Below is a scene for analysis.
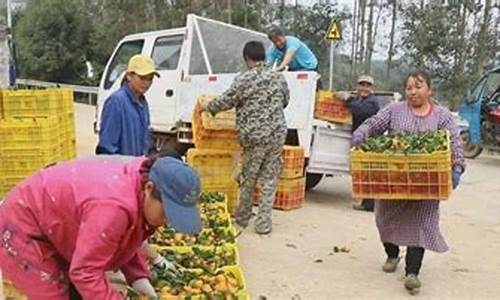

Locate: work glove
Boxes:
[151,255,177,272]
[131,278,157,299]
[452,167,463,189]
[336,91,351,101]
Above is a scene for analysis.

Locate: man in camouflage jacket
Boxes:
[201,41,289,234]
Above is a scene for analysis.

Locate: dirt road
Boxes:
[76,103,500,300]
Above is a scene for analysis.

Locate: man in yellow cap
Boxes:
[96,55,160,156]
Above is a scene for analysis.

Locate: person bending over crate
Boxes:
[0,155,201,299]
[338,75,380,212]
[351,70,465,294]
[200,41,290,235]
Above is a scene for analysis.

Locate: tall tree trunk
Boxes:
[386,0,397,80]
[243,0,248,27]
[357,0,367,76]
[474,0,492,76]
[455,2,468,75]
[364,0,376,74]
[350,0,359,84]
[280,0,285,27]
[227,0,232,24]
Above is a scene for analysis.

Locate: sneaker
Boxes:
[382,257,401,273]
[404,274,421,294]
[254,218,272,235]
[352,203,373,212]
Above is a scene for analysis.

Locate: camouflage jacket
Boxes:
[207,63,290,147]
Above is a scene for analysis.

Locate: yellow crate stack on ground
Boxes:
[187,148,240,215]
[147,192,250,300]
[0,89,77,197]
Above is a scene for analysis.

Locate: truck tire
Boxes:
[306,172,323,190]
[151,131,192,156]
[461,130,483,159]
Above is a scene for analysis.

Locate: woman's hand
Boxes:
[131,278,157,299]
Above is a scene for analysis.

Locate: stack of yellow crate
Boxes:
[0,88,77,197]
[188,95,240,215]
[148,192,249,299]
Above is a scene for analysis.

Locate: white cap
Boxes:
[357,75,374,85]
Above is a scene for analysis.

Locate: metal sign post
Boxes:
[325,20,342,91]
[329,40,334,90]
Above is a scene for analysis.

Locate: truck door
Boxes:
[147,35,184,132]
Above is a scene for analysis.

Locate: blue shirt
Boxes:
[96,84,151,156]
[266,36,318,71]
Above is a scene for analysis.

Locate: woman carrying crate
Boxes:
[351,70,465,294]
[0,155,201,300]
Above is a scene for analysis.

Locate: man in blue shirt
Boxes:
[96,55,159,156]
[266,26,318,72]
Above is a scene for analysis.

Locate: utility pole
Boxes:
[7,0,12,28]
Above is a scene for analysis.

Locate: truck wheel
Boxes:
[151,132,192,156]
[306,172,323,190]
[461,130,483,159]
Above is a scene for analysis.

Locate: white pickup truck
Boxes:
[95,14,399,189]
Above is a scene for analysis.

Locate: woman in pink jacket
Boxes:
[0,155,201,300]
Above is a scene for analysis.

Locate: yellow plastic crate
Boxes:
[192,96,240,150]
[0,116,62,149]
[0,89,72,118]
[350,142,452,200]
[198,95,236,131]
[152,244,240,269]
[187,148,239,186]
[157,266,248,300]
[60,139,77,161]
[202,183,239,216]
[281,146,305,179]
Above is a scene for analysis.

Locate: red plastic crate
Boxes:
[281,146,305,179]
[314,90,352,124]
[253,177,305,211]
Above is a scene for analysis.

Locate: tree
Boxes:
[386,0,397,79]
[15,0,92,84]
[364,0,375,74]
[474,0,493,77]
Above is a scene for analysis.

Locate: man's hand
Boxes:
[131,278,157,299]
[336,91,351,101]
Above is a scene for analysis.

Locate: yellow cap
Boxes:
[127,55,160,77]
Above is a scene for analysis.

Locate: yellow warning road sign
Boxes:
[326,20,342,41]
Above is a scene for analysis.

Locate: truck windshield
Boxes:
[189,17,270,75]
[104,39,144,89]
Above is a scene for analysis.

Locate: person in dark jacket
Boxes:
[96,55,159,156]
[340,75,380,212]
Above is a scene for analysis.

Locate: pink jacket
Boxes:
[1,157,154,299]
